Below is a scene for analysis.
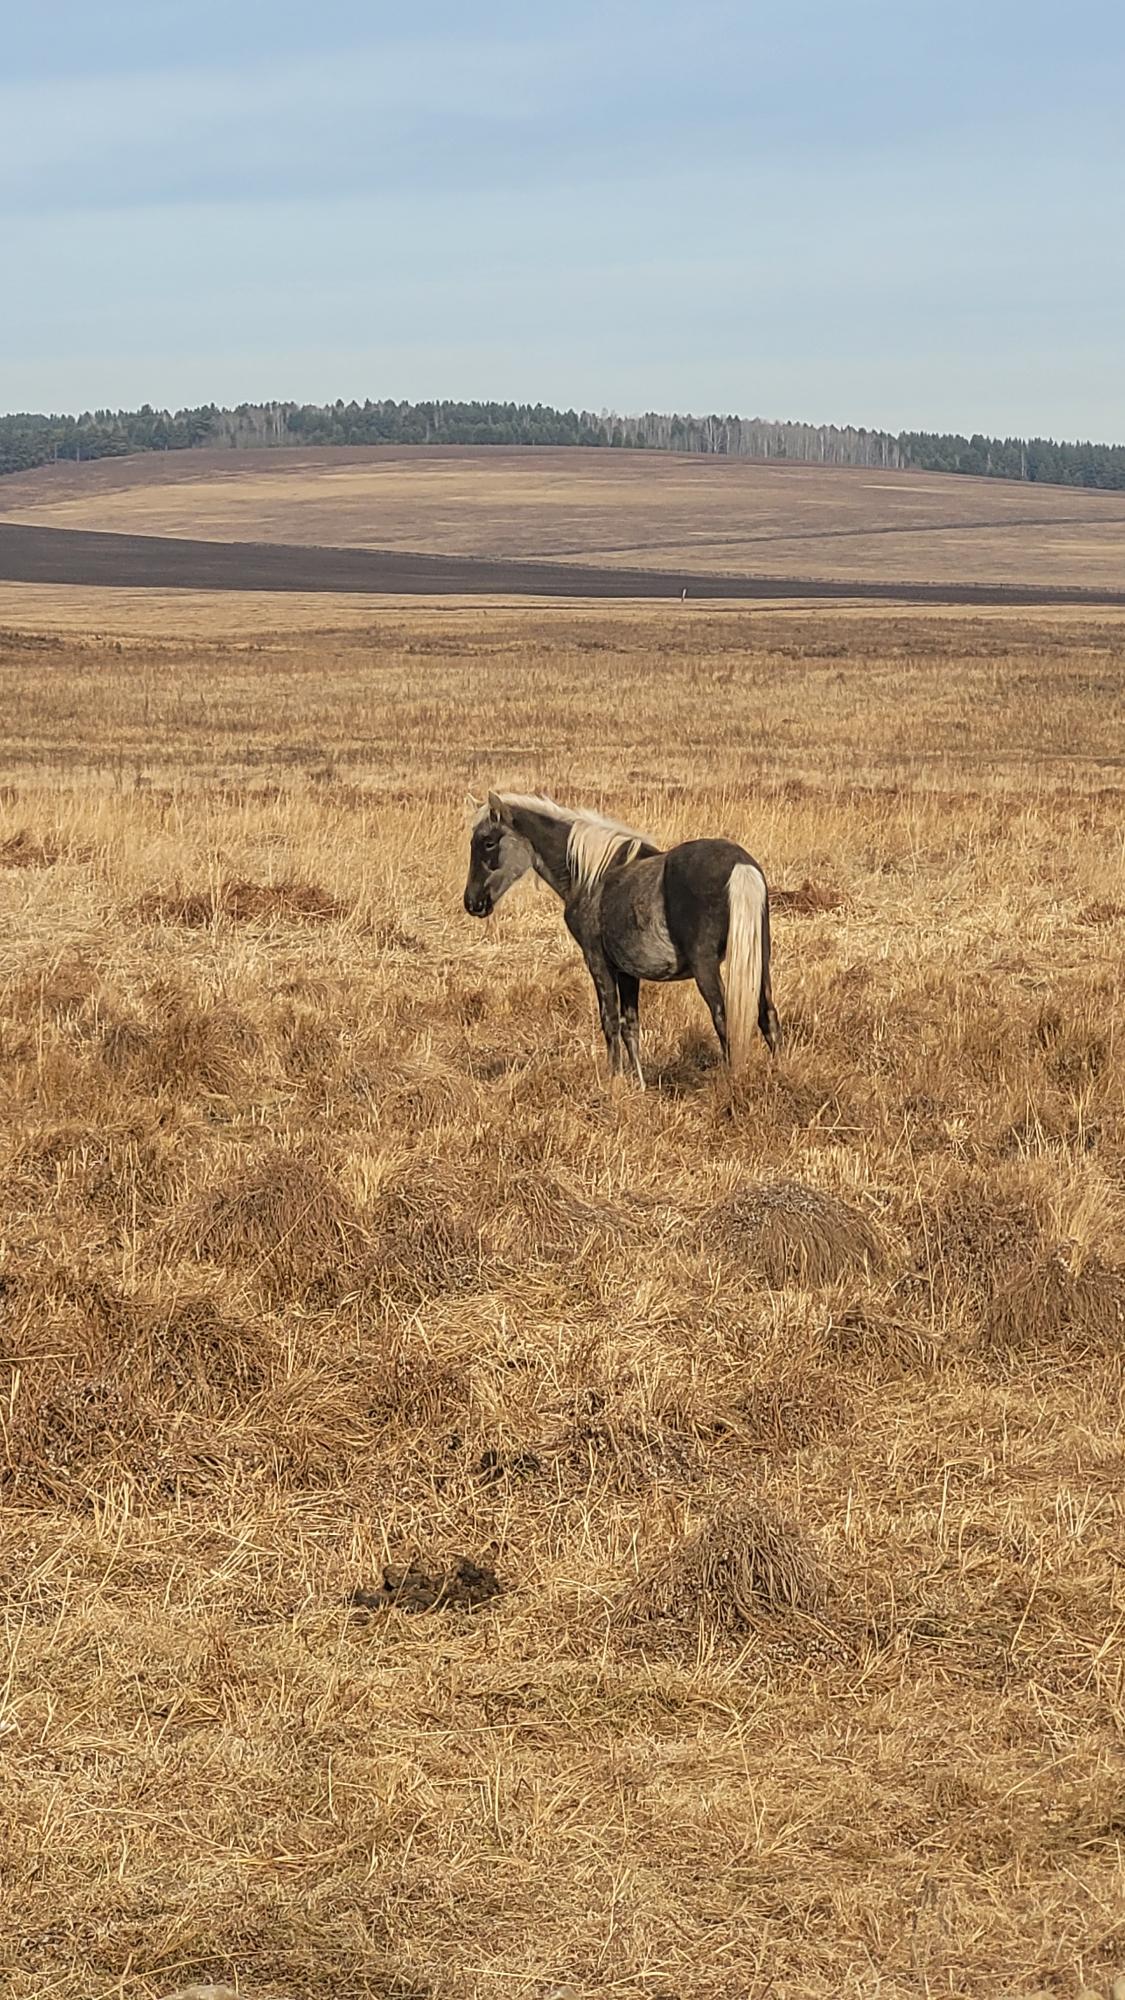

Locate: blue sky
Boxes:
[3,0,1124,437]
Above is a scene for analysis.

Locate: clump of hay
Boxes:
[277,1009,345,1095]
[0,1260,271,1500]
[0,829,64,869]
[624,1496,826,1639]
[564,1390,701,1494]
[12,1119,185,1234]
[160,1148,367,1303]
[362,1152,493,1301]
[133,878,346,927]
[12,954,103,1023]
[100,991,262,1099]
[825,1291,941,1371]
[932,1168,1125,1358]
[933,1172,1035,1281]
[771,879,847,916]
[137,1290,272,1401]
[712,1179,879,1288]
[483,1163,630,1269]
[1077,900,1125,927]
[982,1245,1124,1358]
[737,1371,855,1451]
[351,1312,472,1437]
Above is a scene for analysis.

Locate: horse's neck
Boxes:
[507,805,573,899]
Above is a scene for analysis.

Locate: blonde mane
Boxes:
[565,809,650,890]
[476,792,653,892]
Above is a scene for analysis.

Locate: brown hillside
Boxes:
[3,444,1125,589]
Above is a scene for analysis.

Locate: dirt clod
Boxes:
[350,1557,503,1617]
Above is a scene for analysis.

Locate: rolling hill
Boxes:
[2,445,1125,596]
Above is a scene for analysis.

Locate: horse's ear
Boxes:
[487,791,511,825]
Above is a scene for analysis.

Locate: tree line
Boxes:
[2,397,1124,491]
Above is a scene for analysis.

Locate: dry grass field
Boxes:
[5,446,1125,592]
[1,594,1124,2000]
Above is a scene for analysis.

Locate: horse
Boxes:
[463,792,780,1086]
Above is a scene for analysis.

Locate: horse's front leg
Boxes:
[616,971,645,1088]
[581,942,624,1075]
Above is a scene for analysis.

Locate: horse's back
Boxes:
[667,836,754,864]
[665,837,760,895]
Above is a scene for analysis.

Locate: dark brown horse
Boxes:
[463,792,780,1085]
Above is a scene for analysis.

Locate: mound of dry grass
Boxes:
[560,1383,704,1492]
[483,1162,632,1268]
[711,1177,880,1287]
[737,1367,856,1450]
[771,877,848,915]
[133,878,346,926]
[367,1163,485,1300]
[0,1257,272,1500]
[10,953,105,1022]
[1,828,64,868]
[933,1168,1125,1358]
[99,989,263,1101]
[984,1244,1125,1355]
[623,1495,827,1642]
[10,1117,185,1235]
[159,1147,367,1303]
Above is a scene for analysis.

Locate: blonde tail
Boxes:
[722,863,767,1068]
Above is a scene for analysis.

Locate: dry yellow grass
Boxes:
[10,584,1125,644]
[0,599,1124,2000]
[4,445,1125,590]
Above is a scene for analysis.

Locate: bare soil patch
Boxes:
[3,518,1125,604]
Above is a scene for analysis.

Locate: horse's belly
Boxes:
[615,931,683,980]
[604,864,684,981]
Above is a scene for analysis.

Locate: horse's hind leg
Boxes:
[616,972,645,1087]
[691,953,729,1062]
[759,903,781,1053]
[759,962,782,1055]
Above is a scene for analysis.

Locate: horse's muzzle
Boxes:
[464,890,492,917]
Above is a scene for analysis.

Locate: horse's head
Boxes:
[463,793,534,918]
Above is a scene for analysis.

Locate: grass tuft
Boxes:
[624,1494,827,1638]
[159,1146,367,1302]
[133,878,347,926]
[711,1177,880,1287]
